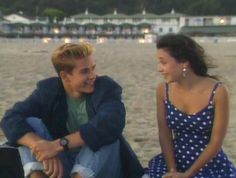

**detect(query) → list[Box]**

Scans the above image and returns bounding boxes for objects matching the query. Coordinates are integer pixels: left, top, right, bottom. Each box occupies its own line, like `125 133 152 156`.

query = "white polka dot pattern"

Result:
146 82 236 178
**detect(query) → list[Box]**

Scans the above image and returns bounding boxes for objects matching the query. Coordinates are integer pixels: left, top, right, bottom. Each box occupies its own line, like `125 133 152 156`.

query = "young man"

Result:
0 43 144 178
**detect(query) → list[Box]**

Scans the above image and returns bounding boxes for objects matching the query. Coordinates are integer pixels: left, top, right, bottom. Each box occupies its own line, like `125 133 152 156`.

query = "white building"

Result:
4 14 31 24
1 10 236 37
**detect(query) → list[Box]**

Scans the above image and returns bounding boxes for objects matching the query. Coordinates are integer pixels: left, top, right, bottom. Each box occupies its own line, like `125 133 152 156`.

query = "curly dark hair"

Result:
156 33 216 77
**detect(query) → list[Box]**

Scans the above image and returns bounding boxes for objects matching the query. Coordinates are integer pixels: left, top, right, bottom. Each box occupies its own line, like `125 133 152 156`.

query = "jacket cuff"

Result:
5 127 34 146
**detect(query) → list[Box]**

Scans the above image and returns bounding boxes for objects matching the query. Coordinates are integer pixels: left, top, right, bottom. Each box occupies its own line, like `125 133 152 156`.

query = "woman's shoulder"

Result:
156 82 167 92
156 82 167 99
204 77 228 101
204 77 227 91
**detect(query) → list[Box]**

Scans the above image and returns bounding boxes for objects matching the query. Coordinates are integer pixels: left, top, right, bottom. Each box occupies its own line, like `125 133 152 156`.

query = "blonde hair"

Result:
51 42 94 75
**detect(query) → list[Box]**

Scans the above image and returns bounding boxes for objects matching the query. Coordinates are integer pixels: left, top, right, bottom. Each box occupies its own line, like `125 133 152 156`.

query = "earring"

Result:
182 67 187 77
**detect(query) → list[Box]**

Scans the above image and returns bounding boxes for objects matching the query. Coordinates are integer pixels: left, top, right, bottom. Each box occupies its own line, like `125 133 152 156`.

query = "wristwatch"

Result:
59 137 69 151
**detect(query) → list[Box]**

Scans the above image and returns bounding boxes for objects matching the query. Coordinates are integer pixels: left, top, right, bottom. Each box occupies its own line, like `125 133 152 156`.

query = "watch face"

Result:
60 137 69 151
60 138 68 146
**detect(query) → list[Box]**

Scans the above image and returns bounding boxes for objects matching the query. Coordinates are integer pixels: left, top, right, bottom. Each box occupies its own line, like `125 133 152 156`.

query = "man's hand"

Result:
31 139 60 161
43 157 64 178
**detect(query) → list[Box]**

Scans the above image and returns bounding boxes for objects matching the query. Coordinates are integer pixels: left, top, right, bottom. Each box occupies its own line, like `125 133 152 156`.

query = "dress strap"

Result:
165 83 169 101
208 82 222 104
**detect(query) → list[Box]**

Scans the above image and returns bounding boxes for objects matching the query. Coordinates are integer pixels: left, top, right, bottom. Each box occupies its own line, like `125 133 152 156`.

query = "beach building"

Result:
1 10 236 38
180 15 236 36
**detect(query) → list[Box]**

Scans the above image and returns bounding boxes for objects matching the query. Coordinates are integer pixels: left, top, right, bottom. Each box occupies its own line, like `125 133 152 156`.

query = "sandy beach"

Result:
0 38 235 167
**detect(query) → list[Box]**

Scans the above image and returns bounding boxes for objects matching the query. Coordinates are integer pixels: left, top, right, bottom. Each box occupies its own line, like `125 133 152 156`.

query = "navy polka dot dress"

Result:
147 82 236 178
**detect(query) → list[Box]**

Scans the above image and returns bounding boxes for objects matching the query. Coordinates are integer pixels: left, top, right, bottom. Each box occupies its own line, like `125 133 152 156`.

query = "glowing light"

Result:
96 37 106 44
53 28 60 34
79 38 85 42
42 37 52 43
143 28 149 34
220 19 225 24
63 38 71 43
138 38 145 43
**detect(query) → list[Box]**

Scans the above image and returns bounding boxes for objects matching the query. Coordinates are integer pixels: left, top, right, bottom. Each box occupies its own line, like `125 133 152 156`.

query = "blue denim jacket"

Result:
1 76 144 178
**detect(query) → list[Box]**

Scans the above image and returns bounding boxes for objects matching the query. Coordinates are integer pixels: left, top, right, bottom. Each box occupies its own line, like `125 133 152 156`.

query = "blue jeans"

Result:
18 117 122 178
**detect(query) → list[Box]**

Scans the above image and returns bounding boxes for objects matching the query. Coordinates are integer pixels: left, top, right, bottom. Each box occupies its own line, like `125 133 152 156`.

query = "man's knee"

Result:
72 140 121 178
29 170 47 178
71 172 83 178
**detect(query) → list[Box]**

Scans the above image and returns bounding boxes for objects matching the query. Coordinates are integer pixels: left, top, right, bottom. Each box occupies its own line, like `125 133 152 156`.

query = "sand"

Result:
0 38 235 167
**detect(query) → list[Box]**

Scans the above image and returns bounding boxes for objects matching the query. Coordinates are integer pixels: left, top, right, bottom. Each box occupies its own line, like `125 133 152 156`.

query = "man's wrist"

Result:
59 137 70 151
18 132 42 148
53 139 65 153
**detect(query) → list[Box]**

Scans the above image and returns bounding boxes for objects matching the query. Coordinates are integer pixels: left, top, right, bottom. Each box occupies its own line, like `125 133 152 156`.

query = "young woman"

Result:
145 34 236 178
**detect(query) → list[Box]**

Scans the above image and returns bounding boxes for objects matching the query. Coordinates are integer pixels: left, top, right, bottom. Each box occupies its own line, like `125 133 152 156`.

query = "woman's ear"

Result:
183 61 189 68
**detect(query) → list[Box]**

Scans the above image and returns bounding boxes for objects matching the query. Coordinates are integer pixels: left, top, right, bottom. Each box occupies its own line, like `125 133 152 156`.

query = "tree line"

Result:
0 0 236 19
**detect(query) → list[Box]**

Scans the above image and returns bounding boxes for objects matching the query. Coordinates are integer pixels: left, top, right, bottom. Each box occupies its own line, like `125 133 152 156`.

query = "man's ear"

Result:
59 71 69 82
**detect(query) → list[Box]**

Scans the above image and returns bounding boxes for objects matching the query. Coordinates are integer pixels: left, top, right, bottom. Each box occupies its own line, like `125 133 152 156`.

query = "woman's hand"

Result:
162 168 177 178
165 172 190 178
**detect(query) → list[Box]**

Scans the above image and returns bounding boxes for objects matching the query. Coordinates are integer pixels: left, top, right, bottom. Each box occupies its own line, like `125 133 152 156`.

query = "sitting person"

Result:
144 34 236 178
0 42 144 178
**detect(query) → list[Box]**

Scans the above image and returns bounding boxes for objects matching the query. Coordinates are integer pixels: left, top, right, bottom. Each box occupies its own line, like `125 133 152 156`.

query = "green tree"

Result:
220 0 236 15
185 0 222 15
1 0 236 16
42 8 65 22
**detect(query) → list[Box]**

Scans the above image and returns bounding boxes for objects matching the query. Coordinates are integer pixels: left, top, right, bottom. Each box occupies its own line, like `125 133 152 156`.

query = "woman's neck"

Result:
176 72 204 91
